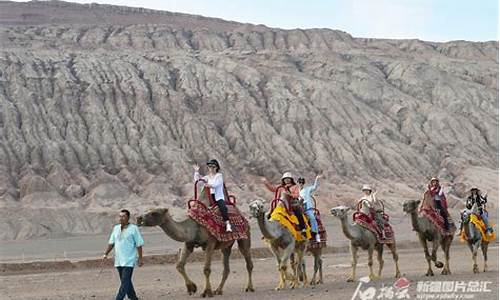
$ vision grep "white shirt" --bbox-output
[194,171,225,201]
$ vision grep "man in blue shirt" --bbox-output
[103,209,144,300]
[298,174,322,242]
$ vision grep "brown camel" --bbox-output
[403,199,454,276]
[330,206,401,281]
[137,208,254,297]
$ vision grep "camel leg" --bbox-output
[376,244,384,278]
[431,239,443,268]
[481,242,489,272]
[418,235,433,276]
[317,249,324,284]
[214,247,231,295]
[296,246,308,288]
[388,243,401,278]
[237,238,255,292]
[269,245,285,290]
[310,249,319,286]
[440,237,452,275]
[347,244,358,282]
[367,246,377,280]
[278,242,296,290]
[470,240,480,274]
[176,244,197,295]
[201,240,216,298]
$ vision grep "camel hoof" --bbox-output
[425,270,434,277]
[309,279,316,286]
[473,265,479,274]
[435,261,444,268]
[201,289,213,298]
[347,277,354,282]
[395,272,401,279]
[214,289,223,295]
[245,287,255,292]
[186,282,197,295]
[369,274,379,280]
[441,269,450,275]
[317,280,324,285]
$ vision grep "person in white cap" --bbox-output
[262,172,307,236]
[359,184,386,239]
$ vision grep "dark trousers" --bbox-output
[212,194,229,222]
[434,201,450,230]
[293,207,306,230]
[116,267,138,300]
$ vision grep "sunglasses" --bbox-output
[207,165,217,168]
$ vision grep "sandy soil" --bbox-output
[1,245,497,300]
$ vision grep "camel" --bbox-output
[248,199,308,290]
[461,207,490,273]
[136,208,254,297]
[402,200,453,276]
[330,206,401,281]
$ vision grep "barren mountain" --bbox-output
[0,0,498,240]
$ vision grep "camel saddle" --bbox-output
[419,208,456,236]
[187,181,249,242]
[306,209,328,252]
[353,209,395,244]
[460,214,496,243]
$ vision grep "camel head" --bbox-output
[249,199,265,218]
[136,208,169,227]
[402,200,420,214]
[330,205,351,218]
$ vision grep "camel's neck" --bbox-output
[339,215,358,240]
[158,213,188,242]
[410,210,422,232]
[257,212,280,240]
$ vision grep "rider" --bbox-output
[297,175,322,242]
[193,159,232,232]
[262,172,307,237]
[359,184,386,239]
[465,187,493,234]
[426,177,450,231]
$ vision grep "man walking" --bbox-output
[103,209,144,300]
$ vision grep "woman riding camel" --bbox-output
[464,187,493,234]
[425,177,450,231]
[358,184,386,239]
[262,172,307,236]
[193,159,232,232]
[297,175,322,242]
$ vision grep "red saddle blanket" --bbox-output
[187,200,249,242]
[306,212,328,252]
[353,212,395,244]
[419,208,456,236]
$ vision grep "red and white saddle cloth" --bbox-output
[187,201,249,242]
[352,211,395,244]
[187,181,249,242]
[419,208,456,236]
[306,209,328,252]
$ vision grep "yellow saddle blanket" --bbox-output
[270,204,311,241]
[460,214,496,243]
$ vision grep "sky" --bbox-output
[19,0,499,42]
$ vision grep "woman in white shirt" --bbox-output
[193,159,232,232]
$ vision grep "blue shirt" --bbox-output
[299,178,319,211]
[108,224,144,267]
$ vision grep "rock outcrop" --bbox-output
[0,0,497,240]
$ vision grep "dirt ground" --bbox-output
[1,245,497,300]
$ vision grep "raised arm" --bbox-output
[261,178,277,193]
